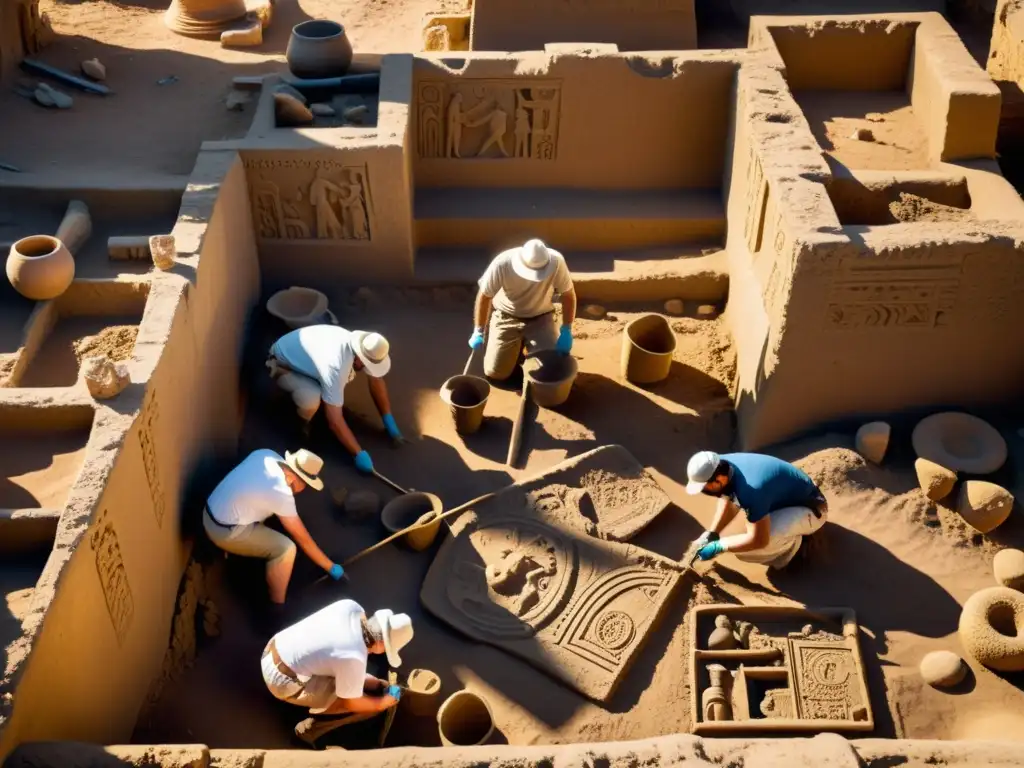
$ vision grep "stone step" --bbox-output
[414,187,726,251]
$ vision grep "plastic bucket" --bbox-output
[380,492,443,551]
[437,690,494,746]
[440,374,490,435]
[621,313,676,384]
[406,668,442,717]
[523,350,578,408]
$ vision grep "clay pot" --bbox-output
[6,235,75,301]
[381,492,442,551]
[439,374,490,435]
[523,350,578,408]
[405,668,442,717]
[437,690,494,746]
[164,0,248,37]
[702,664,732,722]
[621,314,676,384]
[286,20,354,80]
[266,286,332,329]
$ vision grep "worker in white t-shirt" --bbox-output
[204,448,344,605]
[262,599,414,746]
[469,238,577,381]
[267,325,403,477]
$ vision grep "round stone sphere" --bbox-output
[994,548,1024,591]
[920,651,967,688]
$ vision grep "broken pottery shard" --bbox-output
[956,480,1014,534]
[81,58,106,81]
[149,234,176,270]
[311,102,335,117]
[81,356,130,399]
[914,458,956,502]
[343,104,368,123]
[221,19,262,47]
[582,304,606,320]
[663,298,684,316]
[225,90,251,111]
[274,82,307,105]
[420,445,677,702]
[34,82,73,109]
[920,650,966,688]
[855,421,890,465]
[275,92,313,127]
[993,548,1024,590]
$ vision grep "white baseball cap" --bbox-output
[686,450,722,495]
[350,331,391,378]
[373,609,414,668]
[511,238,557,283]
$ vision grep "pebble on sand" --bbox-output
[311,103,336,117]
[81,58,106,81]
[664,298,685,316]
[994,548,1024,591]
[855,421,890,465]
[920,651,966,688]
[275,92,313,127]
[34,82,73,109]
[582,304,606,320]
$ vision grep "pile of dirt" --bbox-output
[73,325,138,363]
[888,192,974,224]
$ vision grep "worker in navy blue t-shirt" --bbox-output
[684,451,828,570]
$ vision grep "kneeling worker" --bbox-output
[469,238,577,381]
[267,324,403,476]
[204,448,344,605]
[262,599,414,745]
[685,450,828,570]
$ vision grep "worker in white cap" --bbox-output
[684,451,828,570]
[262,599,414,746]
[469,238,577,381]
[204,448,344,605]
[267,324,402,476]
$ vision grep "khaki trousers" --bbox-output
[484,310,557,381]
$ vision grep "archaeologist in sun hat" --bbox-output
[261,598,414,746]
[204,448,345,605]
[266,324,402,476]
[469,238,577,381]
[684,450,828,570]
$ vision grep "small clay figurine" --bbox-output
[708,615,737,650]
[702,664,732,722]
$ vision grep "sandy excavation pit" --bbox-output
[0,420,92,512]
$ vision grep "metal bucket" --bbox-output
[381,492,443,551]
[440,374,491,435]
[621,313,676,384]
[266,286,335,329]
[524,350,578,408]
[437,690,494,746]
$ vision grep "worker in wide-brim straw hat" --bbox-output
[204,448,344,606]
[266,324,403,476]
[683,450,829,571]
[469,238,577,382]
[262,599,414,747]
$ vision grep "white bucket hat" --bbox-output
[372,608,414,668]
[511,238,556,283]
[283,448,325,491]
[349,331,391,378]
[685,450,722,495]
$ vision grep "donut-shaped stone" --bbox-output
[912,412,1007,475]
[958,587,1024,672]
[957,481,1014,534]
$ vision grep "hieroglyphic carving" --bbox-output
[825,254,964,330]
[90,509,134,645]
[244,159,372,242]
[790,641,864,722]
[417,80,562,161]
[745,156,768,254]
[138,391,165,527]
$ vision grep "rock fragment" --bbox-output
[855,421,890,465]
[81,58,106,81]
[275,92,313,127]
[34,83,72,109]
[914,458,957,501]
[920,651,966,688]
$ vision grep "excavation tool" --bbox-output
[371,468,408,496]
[506,380,532,469]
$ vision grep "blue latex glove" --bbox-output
[696,540,725,562]
[329,563,345,581]
[556,324,573,355]
[354,450,374,474]
[382,413,402,441]
[469,328,485,350]
[387,684,402,701]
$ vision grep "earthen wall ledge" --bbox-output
[8,734,1024,768]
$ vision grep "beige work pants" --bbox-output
[484,310,557,381]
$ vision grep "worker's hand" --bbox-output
[354,450,374,474]
[469,327,485,350]
[329,563,345,581]
[387,684,402,701]
[693,531,719,550]
[696,540,725,562]
[382,413,403,442]
[556,324,573,355]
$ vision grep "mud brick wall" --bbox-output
[0,152,259,758]
[469,0,697,52]
[988,0,1024,145]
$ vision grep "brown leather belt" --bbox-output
[264,639,299,682]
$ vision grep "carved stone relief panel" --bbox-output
[417,80,562,161]
[790,640,868,722]
[90,509,135,646]
[243,159,373,243]
[138,391,165,528]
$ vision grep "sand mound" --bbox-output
[889,192,974,223]
[792,446,868,495]
[73,325,138,363]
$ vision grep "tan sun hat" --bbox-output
[283,449,325,491]
[349,331,391,378]
[511,238,557,283]
[372,608,414,668]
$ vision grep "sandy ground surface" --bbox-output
[133,292,1024,750]
[0,426,92,509]
[18,317,140,388]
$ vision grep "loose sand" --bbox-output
[133,291,1024,749]
[19,317,139,388]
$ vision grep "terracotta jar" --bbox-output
[286,20,353,79]
[6,235,75,300]
[164,0,248,38]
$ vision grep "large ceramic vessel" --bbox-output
[6,235,75,300]
[286,20,353,79]
[164,0,248,38]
